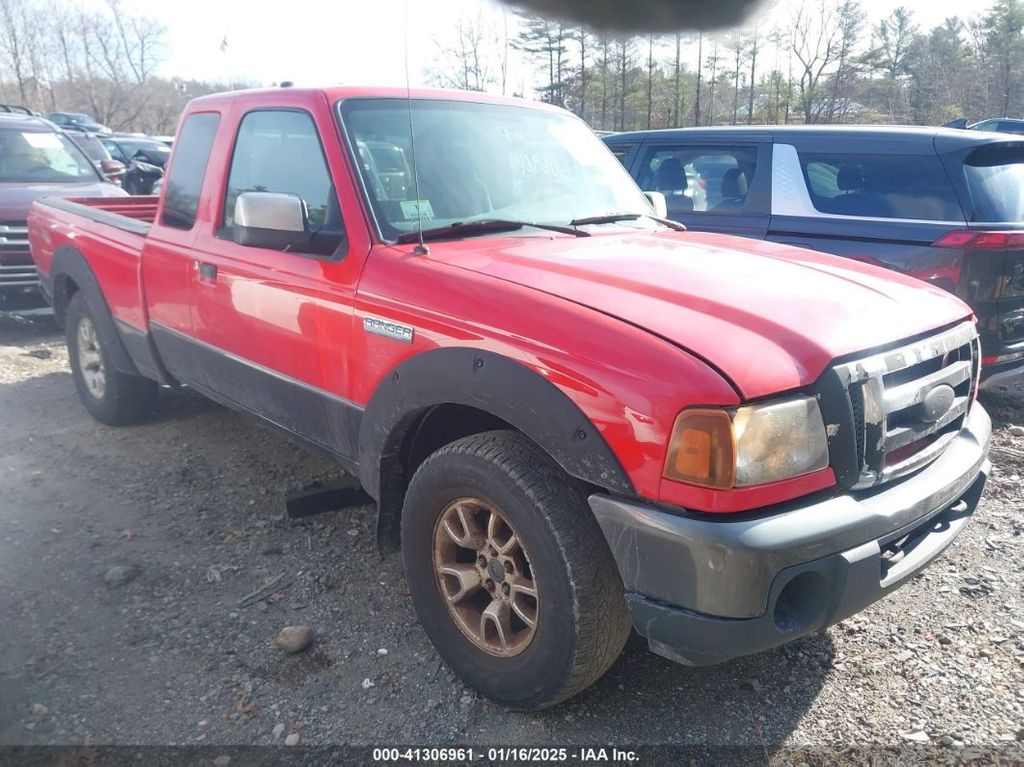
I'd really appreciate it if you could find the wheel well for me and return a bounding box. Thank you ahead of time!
[52,272,80,327]
[402,404,512,484]
[374,404,515,554]
[374,403,602,555]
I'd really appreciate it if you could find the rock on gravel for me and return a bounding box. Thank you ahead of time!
[285,732,300,746]
[102,564,140,588]
[272,625,314,654]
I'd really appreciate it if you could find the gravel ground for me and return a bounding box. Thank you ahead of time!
[0,313,1022,756]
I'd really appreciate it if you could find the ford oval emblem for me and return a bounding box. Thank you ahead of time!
[919,384,955,423]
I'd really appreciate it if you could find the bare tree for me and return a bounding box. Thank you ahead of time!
[729,31,745,124]
[746,24,759,123]
[672,32,682,125]
[693,32,703,125]
[645,34,655,128]
[429,13,497,91]
[791,0,842,123]
[825,0,865,122]
[0,0,32,103]
[705,37,719,125]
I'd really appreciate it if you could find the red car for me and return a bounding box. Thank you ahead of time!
[0,109,125,312]
[29,87,990,709]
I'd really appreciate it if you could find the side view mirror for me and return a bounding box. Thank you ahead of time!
[100,158,125,181]
[232,191,312,250]
[644,191,668,218]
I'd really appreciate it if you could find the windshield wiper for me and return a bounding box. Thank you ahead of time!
[396,219,589,244]
[570,212,687,231]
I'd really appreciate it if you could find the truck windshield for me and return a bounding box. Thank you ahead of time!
[0,129,98,183]
[961,143,1024,222]
[339,98,653,241]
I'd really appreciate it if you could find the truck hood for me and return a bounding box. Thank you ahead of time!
[428,230,974,399]
[0,181,125,220]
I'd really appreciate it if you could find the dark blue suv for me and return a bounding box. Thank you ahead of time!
[605,126,1024,387]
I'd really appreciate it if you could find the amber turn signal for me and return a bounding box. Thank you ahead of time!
[664,408,736,489]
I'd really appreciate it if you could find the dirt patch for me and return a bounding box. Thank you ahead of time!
[0,314,1021,750]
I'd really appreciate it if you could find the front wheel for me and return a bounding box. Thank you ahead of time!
[402,430,630,710]
[66,292,157,425]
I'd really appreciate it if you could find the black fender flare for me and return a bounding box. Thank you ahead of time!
[50,244,140,376]
[358,348,635,552]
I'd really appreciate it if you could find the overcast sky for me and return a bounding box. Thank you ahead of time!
[122,0,975,93]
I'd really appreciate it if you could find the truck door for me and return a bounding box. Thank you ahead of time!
[632,140,771,240]
[186,105,364,461]
[143,111,221,377]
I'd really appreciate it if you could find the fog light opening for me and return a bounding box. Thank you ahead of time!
[773,571,830,634]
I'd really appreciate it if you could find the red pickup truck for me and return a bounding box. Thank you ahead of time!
[29,86,991,710]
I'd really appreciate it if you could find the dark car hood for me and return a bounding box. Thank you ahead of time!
[0,181,125,220]
[426,229,974,399]
[137,150,169,167]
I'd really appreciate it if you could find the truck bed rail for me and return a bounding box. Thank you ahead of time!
[35,196,157,236]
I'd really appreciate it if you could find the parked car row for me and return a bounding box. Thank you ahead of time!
[604,124,1024,387]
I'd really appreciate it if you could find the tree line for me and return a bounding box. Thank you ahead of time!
[0,0,247,134]
[428,0,1024,131]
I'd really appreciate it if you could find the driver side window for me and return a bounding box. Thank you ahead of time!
[223,109,341,230]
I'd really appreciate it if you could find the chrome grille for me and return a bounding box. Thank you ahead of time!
[0,221,37,288]
[0,221,28,253]
[0,264,38,287]
[834,321,979,489]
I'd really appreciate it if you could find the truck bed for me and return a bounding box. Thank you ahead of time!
[28,195,161,331]
[38,195,160,232]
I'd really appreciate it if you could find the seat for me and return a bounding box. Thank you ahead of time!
[652,158,694,214]
[828,164,890,217]
[653,158,688,193]
[715,168,748,210]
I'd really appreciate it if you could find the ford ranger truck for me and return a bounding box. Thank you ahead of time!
[28,87,991,711]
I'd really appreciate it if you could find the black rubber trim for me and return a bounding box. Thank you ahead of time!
[149,322,362,474]
[113,318,172,384]
[630,469,986,666]
[357,347,635,499]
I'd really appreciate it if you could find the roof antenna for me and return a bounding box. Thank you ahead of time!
[404,0,428,255]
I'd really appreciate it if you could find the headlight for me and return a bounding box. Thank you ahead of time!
[664,396,829,489]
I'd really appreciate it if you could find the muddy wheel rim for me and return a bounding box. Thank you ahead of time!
[432,497,539,657]
[76,317,106,399]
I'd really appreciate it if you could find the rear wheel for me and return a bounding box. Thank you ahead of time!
[402,430,630,710]
[66,292,157,425]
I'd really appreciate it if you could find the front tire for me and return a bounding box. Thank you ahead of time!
[66,292,157,425]
[402,430,630,710]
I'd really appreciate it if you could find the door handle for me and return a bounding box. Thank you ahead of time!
[195,261,217,282]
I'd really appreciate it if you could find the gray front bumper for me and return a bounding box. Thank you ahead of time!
[589,406,991,666]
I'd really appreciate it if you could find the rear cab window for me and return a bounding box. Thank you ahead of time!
[161,112,220,230]
[797,152,962,221]
[636,145,760,217]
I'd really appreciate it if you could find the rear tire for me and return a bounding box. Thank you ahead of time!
[402,430,630,710]
[66,291,157,425]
